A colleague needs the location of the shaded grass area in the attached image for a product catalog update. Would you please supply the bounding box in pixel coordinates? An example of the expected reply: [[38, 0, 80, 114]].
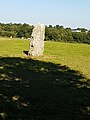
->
[[0, 57, 90, 120]]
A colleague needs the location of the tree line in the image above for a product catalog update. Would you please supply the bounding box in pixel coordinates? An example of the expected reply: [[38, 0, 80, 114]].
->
[[45, 25, 90, 44], [0, 23, 33, 38], [0, 23, 90, 44]]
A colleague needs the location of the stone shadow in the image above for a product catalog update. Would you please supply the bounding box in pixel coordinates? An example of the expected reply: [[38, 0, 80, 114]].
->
[[23, 51, 29, 56], [0, 57, 90, 120]]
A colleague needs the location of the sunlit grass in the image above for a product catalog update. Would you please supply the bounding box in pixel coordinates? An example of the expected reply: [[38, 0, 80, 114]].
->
[[43, 41, 90, 79], [0, 37, 29, 57], [0, 38, 90, 78]]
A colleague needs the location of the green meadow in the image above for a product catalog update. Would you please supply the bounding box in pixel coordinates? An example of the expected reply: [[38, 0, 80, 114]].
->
[[0, 38, 90, 79], [0, 38, 90, 119]]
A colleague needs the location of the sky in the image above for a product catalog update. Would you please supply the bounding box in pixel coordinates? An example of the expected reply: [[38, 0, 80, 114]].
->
[[0, 0, 90, 29]]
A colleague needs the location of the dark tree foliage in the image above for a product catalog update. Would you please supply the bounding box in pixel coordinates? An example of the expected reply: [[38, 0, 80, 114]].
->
[[16, 23, 33, 38], [0, 23, 90, 44], [45, 25, 90, 44], [0, 23, 33, 38]]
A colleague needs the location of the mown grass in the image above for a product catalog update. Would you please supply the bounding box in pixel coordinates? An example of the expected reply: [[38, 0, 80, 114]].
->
[[44, 41, 90, 79], [0, 38, 89, 78], [0, 37, 29, 57], [0, 37, 90, 119]]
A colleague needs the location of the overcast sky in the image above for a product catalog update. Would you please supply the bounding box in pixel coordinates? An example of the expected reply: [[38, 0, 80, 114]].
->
[[0, 0, 90, 29]]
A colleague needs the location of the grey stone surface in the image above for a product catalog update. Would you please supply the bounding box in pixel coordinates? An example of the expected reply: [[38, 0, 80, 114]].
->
[[28, 23, 45, 56]]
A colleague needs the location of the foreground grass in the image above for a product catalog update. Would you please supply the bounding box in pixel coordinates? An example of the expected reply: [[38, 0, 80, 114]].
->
[[0, 38, 90, 119]]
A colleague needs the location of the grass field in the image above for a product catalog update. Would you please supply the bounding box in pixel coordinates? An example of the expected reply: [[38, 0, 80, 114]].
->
[[0, 38, 90, 119], [0, 37, 90, 78]]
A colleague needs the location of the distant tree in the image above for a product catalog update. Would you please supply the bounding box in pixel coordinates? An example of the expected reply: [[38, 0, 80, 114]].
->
[[59, 26, 64, 29], [16, 24, 33, 38], [77, 28, 88, 32], [49, 25, 53, 28], [55, 25, 60, 29]]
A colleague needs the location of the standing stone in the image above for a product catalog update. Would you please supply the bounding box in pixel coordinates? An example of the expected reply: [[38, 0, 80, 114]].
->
[[28, 23, 45, 56]]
